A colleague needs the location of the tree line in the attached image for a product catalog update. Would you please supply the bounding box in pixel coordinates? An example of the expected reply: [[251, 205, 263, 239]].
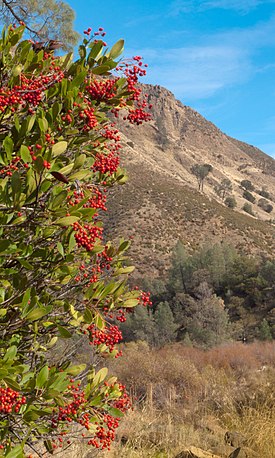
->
[[120, 241, 275, 348]]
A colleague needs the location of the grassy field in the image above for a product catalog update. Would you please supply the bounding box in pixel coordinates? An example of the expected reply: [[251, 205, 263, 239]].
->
[[96, 341, 275, 458]]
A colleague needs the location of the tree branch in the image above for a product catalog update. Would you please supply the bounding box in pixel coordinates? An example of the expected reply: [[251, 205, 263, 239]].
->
[[1, 0, 42, 37]]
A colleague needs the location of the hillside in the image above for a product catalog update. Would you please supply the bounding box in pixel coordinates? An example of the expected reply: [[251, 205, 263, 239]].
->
[[105, 84, 275, 277]]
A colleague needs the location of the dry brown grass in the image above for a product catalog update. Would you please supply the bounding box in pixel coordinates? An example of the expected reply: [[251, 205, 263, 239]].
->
[[101, 341, 275, 458]]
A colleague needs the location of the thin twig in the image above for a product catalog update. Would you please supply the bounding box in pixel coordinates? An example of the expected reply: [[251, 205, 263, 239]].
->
[[2, 0, 41, 37]]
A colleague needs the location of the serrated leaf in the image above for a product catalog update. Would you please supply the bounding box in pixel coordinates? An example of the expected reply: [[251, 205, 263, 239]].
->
[[83, 307, 93, 323]]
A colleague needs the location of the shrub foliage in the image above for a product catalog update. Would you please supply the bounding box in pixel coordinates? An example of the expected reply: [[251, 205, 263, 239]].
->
[[0, 24, 151, 457]]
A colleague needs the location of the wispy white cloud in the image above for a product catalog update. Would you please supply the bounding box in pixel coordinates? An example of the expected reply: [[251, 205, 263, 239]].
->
[[138, 45, 250, 99], [170, 0, 275, 15]]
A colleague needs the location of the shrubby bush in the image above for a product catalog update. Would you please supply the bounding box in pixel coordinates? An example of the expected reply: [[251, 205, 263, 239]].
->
[[240, 179, 254, 191], [224, 196, 237, 208], [243, 190, 255, 203], [0, 24, 151, 456], [242, 202, 254, 215], [258, 198, 273, 213]]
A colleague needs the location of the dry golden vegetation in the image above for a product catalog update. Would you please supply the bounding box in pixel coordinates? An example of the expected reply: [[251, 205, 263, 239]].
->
[[95, 341, 275, 458]]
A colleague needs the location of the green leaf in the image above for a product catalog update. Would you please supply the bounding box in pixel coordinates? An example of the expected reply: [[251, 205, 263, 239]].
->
[[10, 33, 20, 46], [68, 230, 76, 252], [18, 259, 33, 270], [50, 190, 67, 210], [114, 266, 135, 275], [73, 153, 86, 169], [71, 71, 87, 88], [56, 216, 79, 226], [122, 298, 139, 308], [44, 440, 54, 455], [27, 114, 36, 132], [3, 378, 21, 391], [5, 445, 24, 458], [38, 118, 48, 132], [21, 288, 31, 309], [92, 65, 111, 75], [36, 365, 49, 389], [3, 136, 14, 160], [23, 408, 50, 422], [66, 364, 86, 376], [3, 346, 17, 362], [25, 306, 50, 321], [57, 324, 71, 338], [83, 307, 93, 323], [19, 145, 32, 162], [0, 240, 11, 252], [57, 242, 64, 257], [70, 170, 90, 181], [108, 407, 124, 418], [94, 313, 105, 330], [11, 171, 21, 205], [108, 39, 124, 59], [92, 367, 108, 386], [88, 41, 104, 59], [52, 141, 68, 157]]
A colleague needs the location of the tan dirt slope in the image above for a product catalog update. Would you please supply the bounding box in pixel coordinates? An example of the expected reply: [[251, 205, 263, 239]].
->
[[105, 84, 275, 277]]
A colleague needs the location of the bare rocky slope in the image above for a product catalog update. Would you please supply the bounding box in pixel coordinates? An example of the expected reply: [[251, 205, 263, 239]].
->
[[105, 84, 275, 277]]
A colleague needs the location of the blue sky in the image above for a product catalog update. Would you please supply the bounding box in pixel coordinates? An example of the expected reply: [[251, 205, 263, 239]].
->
[[68, 0, 275, 158]]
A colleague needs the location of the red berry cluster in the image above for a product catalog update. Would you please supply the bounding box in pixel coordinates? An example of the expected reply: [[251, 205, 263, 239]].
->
[[0, 71, 64, 114], [92, 151, 119, 176], [79, 106, 98, 131], [116, 55, 152, 125], [83, 26, 106, 38], [87, 324, 123, 353], [52, 382, 87, 426], [138, 290, 152, 307], [0, 387, 26, 414], [115, 309, 127, 323], [86, 78, 118, 102], [113, 383, 132, 412], [84, 187, 107, 212], [88, 414, 119, 450], [73, 221, 103, 252], [0, 156, 20, 177]]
